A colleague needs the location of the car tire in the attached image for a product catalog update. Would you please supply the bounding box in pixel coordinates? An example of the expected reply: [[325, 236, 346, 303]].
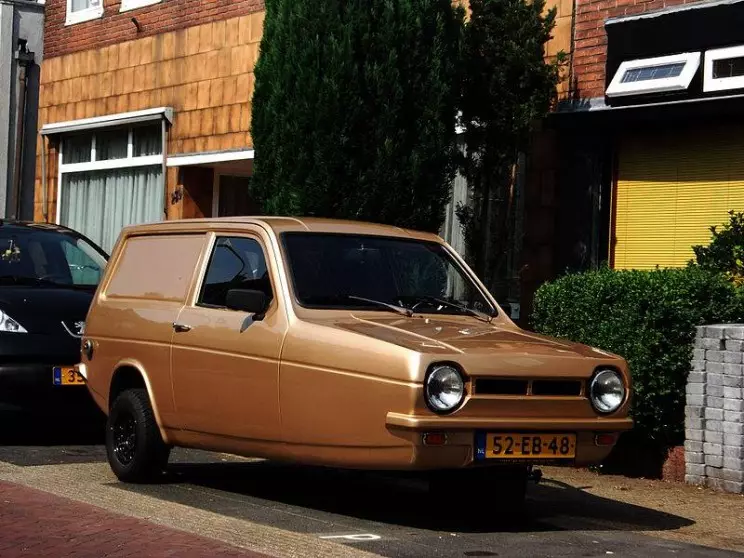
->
[[105, 388, 170, 483]]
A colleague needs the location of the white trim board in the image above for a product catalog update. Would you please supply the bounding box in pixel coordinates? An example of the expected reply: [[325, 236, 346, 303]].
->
[[704, 44, 744, 93], [166, 149, 255, 167], [41, 107, 174, 135], [606, 52, 701, 98]]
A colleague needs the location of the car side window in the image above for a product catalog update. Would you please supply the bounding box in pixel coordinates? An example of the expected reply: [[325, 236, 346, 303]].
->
[[198, 237, 273, 309]]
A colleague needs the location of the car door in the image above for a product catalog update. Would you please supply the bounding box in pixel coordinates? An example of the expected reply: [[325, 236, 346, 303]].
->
[[170, 230, 287, 441]]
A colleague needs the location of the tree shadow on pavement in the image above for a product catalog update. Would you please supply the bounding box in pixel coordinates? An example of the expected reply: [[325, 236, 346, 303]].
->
[[135, 459, 695, 534]]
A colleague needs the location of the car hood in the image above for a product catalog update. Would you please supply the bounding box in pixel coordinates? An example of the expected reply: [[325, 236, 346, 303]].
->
[[0, 286, 94, 336], [312, 314, 618, 361]]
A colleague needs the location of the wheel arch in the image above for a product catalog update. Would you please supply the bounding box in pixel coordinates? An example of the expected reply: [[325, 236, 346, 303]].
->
[[109, 360, 171, 445]]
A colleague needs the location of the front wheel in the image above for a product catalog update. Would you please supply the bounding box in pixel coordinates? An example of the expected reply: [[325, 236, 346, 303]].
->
[[105, 388, 170, 483]]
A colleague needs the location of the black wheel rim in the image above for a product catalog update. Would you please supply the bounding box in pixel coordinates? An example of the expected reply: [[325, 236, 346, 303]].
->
[[112, 410, 137, 466]]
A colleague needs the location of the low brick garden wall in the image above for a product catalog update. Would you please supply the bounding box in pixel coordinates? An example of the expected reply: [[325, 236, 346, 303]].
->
[[685, 325, 744, 493]]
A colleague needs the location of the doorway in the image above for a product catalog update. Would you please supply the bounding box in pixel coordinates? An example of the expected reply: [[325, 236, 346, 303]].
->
[[212, 174, 259, 217]]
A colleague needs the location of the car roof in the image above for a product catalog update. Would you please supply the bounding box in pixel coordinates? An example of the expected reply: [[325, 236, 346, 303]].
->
[[120, 216, 444, 243], [0, 220, 78, 233]]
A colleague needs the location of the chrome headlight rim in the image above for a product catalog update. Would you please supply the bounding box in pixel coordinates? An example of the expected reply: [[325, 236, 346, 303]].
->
[[424, 363, 466, 415], [589, 368, 626, 415]]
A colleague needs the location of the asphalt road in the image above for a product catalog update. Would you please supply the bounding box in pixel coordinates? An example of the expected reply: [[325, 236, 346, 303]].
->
[[0, 425, 740, 558]]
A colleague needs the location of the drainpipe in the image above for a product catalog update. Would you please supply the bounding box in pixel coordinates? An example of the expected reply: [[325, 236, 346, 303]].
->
[[11, 39, 35, 220]]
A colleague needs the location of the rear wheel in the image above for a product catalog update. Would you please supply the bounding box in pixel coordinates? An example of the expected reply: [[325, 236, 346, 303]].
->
[[105, 388, 170, 483]]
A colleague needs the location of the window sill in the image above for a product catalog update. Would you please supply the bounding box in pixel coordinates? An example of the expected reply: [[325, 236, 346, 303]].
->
[[120, 0, 161, 12], [65, 6, 104, 26]]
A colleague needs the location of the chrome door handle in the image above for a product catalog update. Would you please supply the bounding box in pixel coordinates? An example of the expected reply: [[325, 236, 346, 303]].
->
[[173, 322, 192, 333]]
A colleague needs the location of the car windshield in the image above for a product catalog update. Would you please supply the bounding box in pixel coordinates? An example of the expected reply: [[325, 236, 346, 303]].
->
[[281, 233, 496, 317], [0, 226, 107, 288]]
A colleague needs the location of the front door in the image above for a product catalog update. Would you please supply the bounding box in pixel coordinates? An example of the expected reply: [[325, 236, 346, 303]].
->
[[170, 230, 286, 441], [215, 175, 259, 217]]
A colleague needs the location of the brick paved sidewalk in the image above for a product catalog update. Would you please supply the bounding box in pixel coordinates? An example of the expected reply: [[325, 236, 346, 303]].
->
[[0, 481, 268, 558]]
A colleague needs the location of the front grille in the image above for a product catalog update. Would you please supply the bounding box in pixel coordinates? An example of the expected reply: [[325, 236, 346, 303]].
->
[[474, 378, 583, 396]]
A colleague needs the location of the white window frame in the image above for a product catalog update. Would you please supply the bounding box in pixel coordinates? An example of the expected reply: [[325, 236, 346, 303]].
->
[[120, 0, 161, 13], [56, 125, 164, 224], [66, 0, 104, 26], [606, 52, 701, 98], [704, 44, 744, 93]]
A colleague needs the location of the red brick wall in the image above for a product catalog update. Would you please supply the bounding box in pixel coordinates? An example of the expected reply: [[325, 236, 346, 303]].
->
[[573, 0, 700, 98], [44, 0, 265, 59]]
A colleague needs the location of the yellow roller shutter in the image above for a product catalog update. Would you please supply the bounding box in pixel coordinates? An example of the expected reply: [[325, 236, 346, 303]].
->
[[613, 126, 744, 270]]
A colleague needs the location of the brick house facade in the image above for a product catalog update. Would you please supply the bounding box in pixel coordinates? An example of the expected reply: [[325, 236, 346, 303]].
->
[[546, 0, 744, 276]]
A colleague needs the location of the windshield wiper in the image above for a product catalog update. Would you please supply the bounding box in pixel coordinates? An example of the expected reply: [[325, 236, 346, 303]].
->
[[0, 275, 60, 287], [415, 295, 494, 323], [346, 295, 413, 318]]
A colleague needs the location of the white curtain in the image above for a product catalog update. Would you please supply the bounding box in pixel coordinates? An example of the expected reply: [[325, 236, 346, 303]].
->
[[60, 166, 163, 254]]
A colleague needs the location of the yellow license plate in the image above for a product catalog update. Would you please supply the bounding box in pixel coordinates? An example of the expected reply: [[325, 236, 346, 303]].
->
[[53, 367, 85, 386], [485, 433, 576, 459]]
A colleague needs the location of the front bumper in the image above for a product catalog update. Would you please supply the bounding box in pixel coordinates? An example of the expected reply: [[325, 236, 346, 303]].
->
[[0, 362, 100, 417], [386, 412, 633, 469]]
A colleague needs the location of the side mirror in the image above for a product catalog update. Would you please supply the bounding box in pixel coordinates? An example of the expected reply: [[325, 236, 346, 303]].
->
[[226, 289, 269, 320]]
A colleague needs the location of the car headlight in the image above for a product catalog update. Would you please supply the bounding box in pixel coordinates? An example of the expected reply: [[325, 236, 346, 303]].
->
[[0, 310, 27, 333], [425, 365, 465, 413], [589, 369, 625, 414]]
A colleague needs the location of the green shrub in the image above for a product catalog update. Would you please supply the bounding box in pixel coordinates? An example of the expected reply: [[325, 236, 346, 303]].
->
[[692, 210, 744, 286], [532, 266, 744, 447]]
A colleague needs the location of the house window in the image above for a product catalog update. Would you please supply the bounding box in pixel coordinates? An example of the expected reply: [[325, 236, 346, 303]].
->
[[606, 52, 701, 98], [66, 0, 104, 25], [704, 45, 744, 93], [120, 0, 162, 13], [57, 123, 164, 253]]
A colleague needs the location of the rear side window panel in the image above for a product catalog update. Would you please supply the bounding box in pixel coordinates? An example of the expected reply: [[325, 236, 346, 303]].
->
[[105, 234, 206, 302]]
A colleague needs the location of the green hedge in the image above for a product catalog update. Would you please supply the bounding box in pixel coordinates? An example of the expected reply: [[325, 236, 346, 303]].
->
[[532, 265, 744, 446]]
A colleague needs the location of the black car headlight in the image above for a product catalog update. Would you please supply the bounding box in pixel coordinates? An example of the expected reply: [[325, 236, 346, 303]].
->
[[589, 369, 626, 414], [425, 364, 465, 413]]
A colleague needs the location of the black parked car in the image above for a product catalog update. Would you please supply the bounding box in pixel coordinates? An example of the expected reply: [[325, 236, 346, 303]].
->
[[0, 221, 108, 431]]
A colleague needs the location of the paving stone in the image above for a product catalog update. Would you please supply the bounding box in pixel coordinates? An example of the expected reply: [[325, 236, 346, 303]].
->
[[723, 480, 744, 493], [687, 371, 705, 384], [706, 325, 727, 339], [686, 417, 705, 430], [699, 338, 725, 351], [723, 457, 744, 470], [703, 441, 723, 455], [705, 408, 724, 421], [691, 359, 706, 372], [685, 474, 705, 486], [706, 362, 725, 375], [707, 351, 725, 363], [705, 455, 724, 468], [709, 396, 725, 409], [725, 339, 744, 352], [707, 477, 726, 491], [724, 411, 744, 423], [708, 373, 725, 385], [724, 433, 744, 447], [723, 468, 744, 482], [685, 440, 704, 452], [724, 399, 744, 412], [724, 325, 744, 340], [685, 452, 705, 464], [723, 422, 744, 435], [686, 463, 706, 476], [724, 363, 744, 377], [708, 385, 724, 398], [724, 350, 744, 364], [687, 394, 706, 407], [723, 375, 744, 388], [705, 420, 722, 432], [723, 445, 744, 459], [685, 405, 705, 419], [686, 383, 705, 396], [693, 348, 707, 361], [686, 428, 705, 441], [723, 387, 743, 399]]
